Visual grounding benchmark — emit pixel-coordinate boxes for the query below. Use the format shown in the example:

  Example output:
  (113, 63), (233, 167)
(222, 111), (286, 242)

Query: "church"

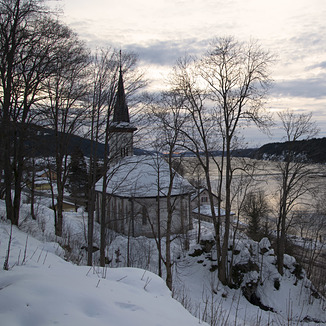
(95, 67), (194, 237)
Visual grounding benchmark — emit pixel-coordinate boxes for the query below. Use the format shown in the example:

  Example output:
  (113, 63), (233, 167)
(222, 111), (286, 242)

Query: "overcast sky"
(57, 0), (326, 145)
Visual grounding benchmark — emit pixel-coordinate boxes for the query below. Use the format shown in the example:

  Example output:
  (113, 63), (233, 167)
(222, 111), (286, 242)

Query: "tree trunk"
(11, 129), (25, 226)
(87, 136), (97, 267)
(87, 191), (95, 266)
(219, 136), (231, 285)
(277, 203), (287, 275)
(100, 191), (106, 267)
(197, 187), (201, 244)
(276, 163), (290, 275)
(30, 158), (36, 219)
(55, 156), (64, 237)
(55, 171), (64, 238)
(165, 199), (173, 291)
(157, 170), (162, 277)
(55, 198), (63, 238)
(100, 123), (110, 267)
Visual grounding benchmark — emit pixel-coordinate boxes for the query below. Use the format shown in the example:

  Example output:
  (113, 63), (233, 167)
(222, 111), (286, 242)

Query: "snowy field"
(0, 198), (325, 325)
(0, 215), (208, 325)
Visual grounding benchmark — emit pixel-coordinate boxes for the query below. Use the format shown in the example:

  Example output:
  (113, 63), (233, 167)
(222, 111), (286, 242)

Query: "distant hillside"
(252, 137), (326, 163)
(20, 124), (149, 158)
(173, 148), (258, 158)
(20, 124), (326, 163)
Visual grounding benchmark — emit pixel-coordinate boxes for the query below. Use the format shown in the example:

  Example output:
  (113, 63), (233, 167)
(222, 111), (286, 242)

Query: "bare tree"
(274, 109), (319, 275)
(169, 37), (273, 285)
(200, 37), (273, 284)
(85, 48), (145, 266)
(0, 0), (70, 225)
(38, 27), (90, 237)
(146, 91), (189, 290)
(86, 48), (117, 266)
(169, 55), (225, 280)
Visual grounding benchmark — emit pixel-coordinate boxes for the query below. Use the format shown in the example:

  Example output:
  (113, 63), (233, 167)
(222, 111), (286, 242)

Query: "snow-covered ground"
(0, 198), (325, 325)
(0, 214), (208, 325)
(108, 225), (326, 325)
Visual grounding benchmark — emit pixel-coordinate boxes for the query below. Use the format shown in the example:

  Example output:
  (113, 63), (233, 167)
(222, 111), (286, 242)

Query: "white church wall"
(96, 193), (193, 238)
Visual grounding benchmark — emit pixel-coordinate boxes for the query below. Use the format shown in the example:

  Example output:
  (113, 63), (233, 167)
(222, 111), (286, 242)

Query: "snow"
(193, 204), (235, 217)
(0, 199), (325, 326)
(0, 220), (207, 326)
(111, 121), (137, 130)
(101, 220), (326, 325)
(95, 155), (194, 197)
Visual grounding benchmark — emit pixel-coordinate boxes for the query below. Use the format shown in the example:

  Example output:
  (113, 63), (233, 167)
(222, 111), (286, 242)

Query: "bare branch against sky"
(56, 0), (326, 145)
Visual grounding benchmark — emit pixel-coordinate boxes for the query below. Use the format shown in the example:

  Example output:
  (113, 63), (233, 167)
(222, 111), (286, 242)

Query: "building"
(95, 67), (194, 237)
(191, 188), (235, 223)
(107, 64), (137, 164)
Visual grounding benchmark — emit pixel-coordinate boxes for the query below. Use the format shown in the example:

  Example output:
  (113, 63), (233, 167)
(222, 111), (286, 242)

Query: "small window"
(201, 196), (208, 203)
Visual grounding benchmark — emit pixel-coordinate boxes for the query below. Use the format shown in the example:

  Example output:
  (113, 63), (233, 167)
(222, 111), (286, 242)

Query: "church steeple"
(113, 62), (130, 123)
(109, 52), (137, 163)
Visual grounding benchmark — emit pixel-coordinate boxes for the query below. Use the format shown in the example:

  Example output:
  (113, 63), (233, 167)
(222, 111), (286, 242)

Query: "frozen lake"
(182, 156), (326, 212)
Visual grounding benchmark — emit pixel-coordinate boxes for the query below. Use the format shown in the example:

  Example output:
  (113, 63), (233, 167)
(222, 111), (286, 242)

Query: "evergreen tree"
(242, 190), (270, 241)
(67, 147), (88, 208)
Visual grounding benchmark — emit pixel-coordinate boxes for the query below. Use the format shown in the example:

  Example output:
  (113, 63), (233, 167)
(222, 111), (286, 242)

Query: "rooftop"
(95, 155), (194, 198)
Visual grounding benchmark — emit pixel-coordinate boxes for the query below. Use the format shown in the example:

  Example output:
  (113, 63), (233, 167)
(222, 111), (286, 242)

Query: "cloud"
(124, 39), (207, 66)
(306, 61), (326, 71)
(272, 76), (326, 99)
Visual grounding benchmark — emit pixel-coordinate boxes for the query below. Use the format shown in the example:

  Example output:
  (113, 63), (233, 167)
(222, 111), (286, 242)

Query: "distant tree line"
(253, 137), (326, 164)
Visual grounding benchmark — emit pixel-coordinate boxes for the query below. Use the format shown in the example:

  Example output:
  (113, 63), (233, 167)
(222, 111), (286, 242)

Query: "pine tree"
(67, 146), (88, 209)
(242, 190), (270, 241)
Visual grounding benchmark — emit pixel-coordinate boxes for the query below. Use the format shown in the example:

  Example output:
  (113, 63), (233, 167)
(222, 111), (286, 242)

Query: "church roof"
(95, 155), (194, 198)
(110, 65), (137, 132)
(113, 68), (130, 123)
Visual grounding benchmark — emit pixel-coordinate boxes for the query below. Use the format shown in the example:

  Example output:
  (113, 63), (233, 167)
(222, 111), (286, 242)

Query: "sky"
(55, 0), (326, 146)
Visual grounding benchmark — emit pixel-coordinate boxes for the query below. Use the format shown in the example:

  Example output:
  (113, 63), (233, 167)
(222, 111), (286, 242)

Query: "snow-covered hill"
(107, 228), (326, 325)
(0, 220), (208, 326)
(0, 199), (325, 325)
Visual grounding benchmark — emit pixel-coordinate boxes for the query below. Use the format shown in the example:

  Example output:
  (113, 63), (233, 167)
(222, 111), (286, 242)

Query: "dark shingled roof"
(113, 68), (130, 123)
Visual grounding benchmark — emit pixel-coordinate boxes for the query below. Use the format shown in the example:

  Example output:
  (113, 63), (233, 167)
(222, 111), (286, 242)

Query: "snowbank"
(0, 221), (207, 326)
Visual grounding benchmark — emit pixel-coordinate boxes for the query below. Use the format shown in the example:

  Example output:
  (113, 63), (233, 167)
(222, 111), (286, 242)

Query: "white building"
(95, 67), (194, 237)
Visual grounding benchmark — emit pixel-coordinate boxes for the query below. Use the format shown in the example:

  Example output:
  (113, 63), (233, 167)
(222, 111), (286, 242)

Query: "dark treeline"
(253, 137), (326, 163)
(11, 122), (149, 158)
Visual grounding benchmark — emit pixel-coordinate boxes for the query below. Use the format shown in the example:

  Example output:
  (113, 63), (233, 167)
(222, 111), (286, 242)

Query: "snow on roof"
(192, 205), (235, 217)
(190, 188), (220, 202)
(190, 188), (206, 201)
(110, 121), (137, 130)
(95, 155), (194, 198)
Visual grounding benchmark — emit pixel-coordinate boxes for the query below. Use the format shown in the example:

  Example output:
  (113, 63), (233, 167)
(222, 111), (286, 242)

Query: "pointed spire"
(119, 49), (122, 74)
(113, 51), (130, 123)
